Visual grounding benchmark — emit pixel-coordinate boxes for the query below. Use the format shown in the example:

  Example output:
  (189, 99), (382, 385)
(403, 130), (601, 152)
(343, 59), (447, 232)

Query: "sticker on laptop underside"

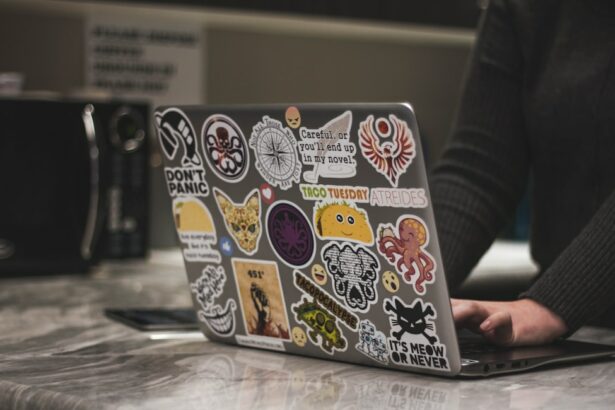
(321, 242), (379, 313)
(356, 319), (389, 364)
(377, 215), (435, 295)
(164, 167), (209, 197)
(232, 258), (291, 344)
(250, 116), (302, 190)
(292, 269), (358, 354)
(155, 107), (202, 167)
(300, 184), (369, 203)
(359, 114), (416, 188)
(190, 265), (238, 337)
(213, 187), (262, 256)
(370, 187), (428, 208)
(266, 200), (315, 268)
(297, 110), (356, 183)
(173, 198), (221, 263)
(383, 296), (449, 371)
(201, 114), (250, 182)
(313, 201), (374, 245)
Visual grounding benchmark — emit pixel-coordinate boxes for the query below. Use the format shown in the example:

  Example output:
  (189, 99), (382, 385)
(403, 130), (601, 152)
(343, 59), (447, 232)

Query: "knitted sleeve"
(430, 0), (530, 291)
(522, 190), (615, 333)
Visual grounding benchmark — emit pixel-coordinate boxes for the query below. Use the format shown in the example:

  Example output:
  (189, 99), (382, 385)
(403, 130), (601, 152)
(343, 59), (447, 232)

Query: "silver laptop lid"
(155, 103), (461, 376)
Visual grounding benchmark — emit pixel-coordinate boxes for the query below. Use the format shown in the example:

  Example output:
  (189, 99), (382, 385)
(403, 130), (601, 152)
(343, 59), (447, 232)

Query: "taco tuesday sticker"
(250, 116), (302, 190)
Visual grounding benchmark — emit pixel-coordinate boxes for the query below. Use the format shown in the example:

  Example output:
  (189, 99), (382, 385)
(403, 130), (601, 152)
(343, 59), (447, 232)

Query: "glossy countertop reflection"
(1, 251), (614, 410)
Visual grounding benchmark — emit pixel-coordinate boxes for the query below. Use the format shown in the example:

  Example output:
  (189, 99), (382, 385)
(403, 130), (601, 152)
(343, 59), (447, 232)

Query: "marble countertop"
(1, 250), (615, 410)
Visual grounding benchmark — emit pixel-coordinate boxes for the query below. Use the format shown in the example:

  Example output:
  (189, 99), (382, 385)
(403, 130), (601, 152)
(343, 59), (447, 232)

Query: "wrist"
(518, 298), (568, 339)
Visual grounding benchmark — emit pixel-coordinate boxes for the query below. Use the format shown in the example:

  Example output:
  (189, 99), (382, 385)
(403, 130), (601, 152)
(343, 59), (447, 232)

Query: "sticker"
(266, 201), (315, 268)
(300, 184), (369, 203)
(359, 114), (416, 188)
(356, 319), (389, 364)
(220, 236), (233, 256)
(293, 270), (359, 330)
(314, 201), (374, 245)
(232, 258), (291, 341)
(382, 270), (400, 293)
(370, 187), (428, 208)
(377, 215), (435, 295)
(310, 263), (327, 286)
(260, 183), (276, 205)
(173, 198), (221, 263)
(201, 114), (250, 182)
(285, 106), (301, 129)
(164, 167), (209, 197)
(292, 297), (347, 354)
(213, 188), (262, 256)
(292, 326), (308, 347)
(321, 242), (379, 313)
(190, 265), (238, 337)
(155, 107), (202, 166)
(250, 116), (302, 190)
(298, 111), (356, 183)
(384, 296), (449, 370)
(293, 270), (361, 354)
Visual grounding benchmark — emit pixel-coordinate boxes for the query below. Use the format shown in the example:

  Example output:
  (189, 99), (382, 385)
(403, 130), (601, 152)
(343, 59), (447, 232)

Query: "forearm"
(522, 189), (615, 334)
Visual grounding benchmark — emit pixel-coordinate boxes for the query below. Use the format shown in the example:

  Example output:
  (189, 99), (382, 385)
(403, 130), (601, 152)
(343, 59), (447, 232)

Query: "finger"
(480, 311), (514, 346)
(452, 301), (489, 330)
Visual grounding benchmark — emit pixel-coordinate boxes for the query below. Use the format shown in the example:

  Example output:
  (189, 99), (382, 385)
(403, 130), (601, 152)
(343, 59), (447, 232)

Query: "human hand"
(451, 298), (568, 346)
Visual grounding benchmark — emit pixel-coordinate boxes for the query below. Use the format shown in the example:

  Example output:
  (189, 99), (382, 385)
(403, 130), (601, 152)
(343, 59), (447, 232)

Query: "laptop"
(154, 103), (615, 377)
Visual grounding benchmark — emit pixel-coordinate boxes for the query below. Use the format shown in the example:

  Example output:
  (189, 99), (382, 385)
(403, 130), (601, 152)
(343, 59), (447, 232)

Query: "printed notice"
(85, 15), (202, 104)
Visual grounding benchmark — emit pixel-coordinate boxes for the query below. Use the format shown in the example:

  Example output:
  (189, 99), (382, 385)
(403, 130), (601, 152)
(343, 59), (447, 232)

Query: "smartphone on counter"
(105, 308), (199, 331)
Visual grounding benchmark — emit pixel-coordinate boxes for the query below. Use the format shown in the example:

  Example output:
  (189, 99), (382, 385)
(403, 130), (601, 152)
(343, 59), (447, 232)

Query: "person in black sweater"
(431, 0), (615, 345)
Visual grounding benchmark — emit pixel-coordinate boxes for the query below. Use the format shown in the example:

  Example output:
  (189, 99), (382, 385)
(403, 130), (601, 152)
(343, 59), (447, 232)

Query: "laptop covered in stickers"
(154, 103), (615, 377)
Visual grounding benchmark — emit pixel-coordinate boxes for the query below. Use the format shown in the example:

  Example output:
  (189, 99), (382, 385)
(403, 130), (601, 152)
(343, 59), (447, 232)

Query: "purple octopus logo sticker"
(266, 201), (315, 268)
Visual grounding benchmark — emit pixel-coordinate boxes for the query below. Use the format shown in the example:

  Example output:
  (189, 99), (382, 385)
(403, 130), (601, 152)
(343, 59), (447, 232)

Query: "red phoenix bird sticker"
(359, 115), (416, 187)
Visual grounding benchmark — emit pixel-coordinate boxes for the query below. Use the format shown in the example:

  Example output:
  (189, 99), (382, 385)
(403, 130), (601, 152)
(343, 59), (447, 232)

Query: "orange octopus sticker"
(376, 215), (436, 295)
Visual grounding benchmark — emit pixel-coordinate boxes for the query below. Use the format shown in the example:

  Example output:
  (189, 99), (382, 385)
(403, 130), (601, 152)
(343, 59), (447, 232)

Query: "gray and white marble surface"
(1, 251), (614, 410)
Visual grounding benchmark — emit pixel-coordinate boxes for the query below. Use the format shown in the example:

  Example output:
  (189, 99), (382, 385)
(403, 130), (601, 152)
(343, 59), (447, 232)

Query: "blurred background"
(0, 0), (490, 265)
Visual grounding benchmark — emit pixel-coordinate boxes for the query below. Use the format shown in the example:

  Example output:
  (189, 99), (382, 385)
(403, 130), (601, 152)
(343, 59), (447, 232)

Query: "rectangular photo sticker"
(232, 258), (291, 350)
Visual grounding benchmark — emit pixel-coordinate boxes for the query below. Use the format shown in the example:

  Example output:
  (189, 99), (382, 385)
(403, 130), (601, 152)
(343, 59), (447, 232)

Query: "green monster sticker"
(293, 297), (346, 354)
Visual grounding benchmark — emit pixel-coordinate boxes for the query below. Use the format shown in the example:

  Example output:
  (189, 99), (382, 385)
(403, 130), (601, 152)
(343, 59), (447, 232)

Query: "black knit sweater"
(431, 0), (615, 333)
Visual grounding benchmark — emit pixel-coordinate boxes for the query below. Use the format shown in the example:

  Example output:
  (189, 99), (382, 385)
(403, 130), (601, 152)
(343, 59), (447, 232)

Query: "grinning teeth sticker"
(300, 184), (369, 203)
(173, 198), (221, 263)
(250, 116), (302, 190)
(155, 108), (202, 167)
(356, 319), (389, 364)
(313, 201), (374, 245)
(266, 201), (315, 268)
(384, 297), (449, 371)
(232, 259), (291, 349)
(321, 242), (379, 313)
(297, 111), (356, 183)
(359, 114), (416, 188)
(213, 188), (262, 256)
(377, 215), (435, 295)
(370, 187), (428, 208)
(201, 114), (250, 182)
(292, 270), (360, 354)
(191, 265), (238, 337)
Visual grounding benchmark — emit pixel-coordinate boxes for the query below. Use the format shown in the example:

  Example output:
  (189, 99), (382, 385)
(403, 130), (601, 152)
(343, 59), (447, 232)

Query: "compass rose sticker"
(250, 116), (302, 190)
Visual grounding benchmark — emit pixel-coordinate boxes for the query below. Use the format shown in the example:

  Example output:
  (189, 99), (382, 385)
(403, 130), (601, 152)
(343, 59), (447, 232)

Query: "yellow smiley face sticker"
(382, 270), (400, 293)
(311, 263), (327, 286)
(292, 326), (308, 347)
(314, 202), (374, 245)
